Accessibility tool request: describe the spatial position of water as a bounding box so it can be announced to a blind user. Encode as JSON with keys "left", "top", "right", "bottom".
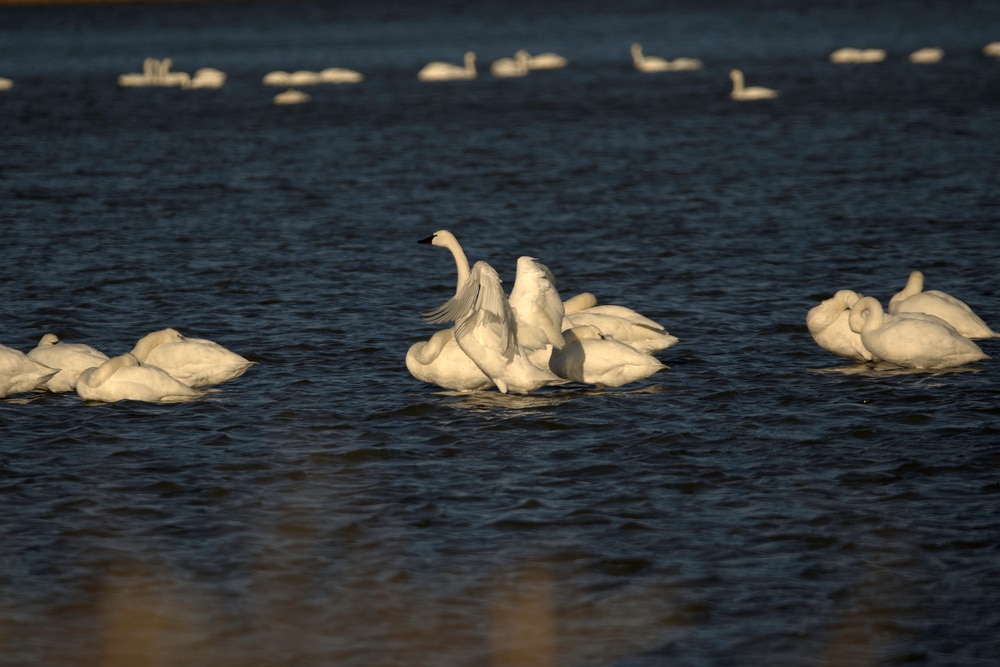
{"left": 2, "top": 0, "right": 1000, "bottom": 665}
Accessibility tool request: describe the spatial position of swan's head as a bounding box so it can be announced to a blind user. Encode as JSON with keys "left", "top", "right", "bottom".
{"left": 832, "top": 289, "right": 862, "bottom": 308}
{"left": 564, "top": 325, "right": 605, "bottom": 344}
{"left": 729, "top": 69, "right": 743, "bottom": 82}
{"left": 39, "top": 333, "right": 60, "bottom": 346}
{"left": 848, "top": 296, "right": 882, "bottom": 333}
{"left": 419, "top": 230, "right": 458, "bottom": 248}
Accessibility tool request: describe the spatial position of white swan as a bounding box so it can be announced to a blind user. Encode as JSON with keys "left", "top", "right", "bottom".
{"left": 508, "top": 256, "right": 565, "bottom": 352}
{"left": 806, "top": 290, "right": 874, "bottom": 362}
{"left": 274, "top": 88, "right": 310, "bottom": 105}
{"left": 318, "top": 67, "right": 364, "bottom": 84}
{"left": 631, "top": 43, "right": 702, "bottom": 72}
{"left": 424, "top": 260, "right": 566, "bottom": 394}
{"left": 985, "top": 42, "right": 1000, "bottom": 58}
{"left": 0, "top": 77, "right": 13, "bottom": 91}
{"left": 186, "top": 67, "right": 226, "bottom": 89}
{"left": 27, "top": 334, "right": 110, "bottom": 393}
{"left": 909, "top": 47, "right": 944, "bottom": 64}
{"left": 418, "top": 52, "right": 477, "bottom": 81}
{"left": 1, "top": 344, "right": 57, "bottom": 398}
{"left": 848, "top": 296, "right": 988, "bottom": 370}
{"left": 524, "top": 51, "right": 568, "bottom": 70}
{"left": 829, "top": 47, "right": 886, "bottom": 64}
{"left": 130, "top": 328, "right": 254, "bottom": 388}
{"left": 729, "top": 69, "right": 779, "bottom": 101}
{"left": 550, "top": 325, "right": 667, "bottom": 388}
{"left": 406, "top": 328, "right": 493, "bottom": 392}
{"left": 888, "top": 271, "right": 999, "bottom": 339}
{"left": 76, "top": 353, "right": 201, "bottom": 403}
{"left": 491, "top": 50, "right": 530, "bottom": 78}
{"left": 263, "top": 70, "right": 293, "bottom": 86}
{"left": 564, "top": 305, "right": 678, "bottom": 354}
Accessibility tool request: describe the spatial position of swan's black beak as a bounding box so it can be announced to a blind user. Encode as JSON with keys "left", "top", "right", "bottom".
{"left": 418, "top": 234, "right": 435, "bottom": 245}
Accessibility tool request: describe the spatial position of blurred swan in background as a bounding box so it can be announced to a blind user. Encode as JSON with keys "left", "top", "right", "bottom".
{"left": 849, "top": 296, "right": 988, "bottom": 370}
{"left": 76, "top": 353, "right": 201, "bottom": 403}
{"left": 909, "top": 47, "right": 944, "bottom": 63}
{"left": 491, "top": 50, "right": 530, "bottom": 78}
{"left": 1, "top": 344, "right": 57, "bottom": 398}
{"left": 187, "top": 67, "right": 226, "bottom": 89}
{"left": 888, "top": 270, "right": 999, "bottom": 339}
{"left": 418, "top": 52, "right": 477, "bottom": 81}
{"left": 28, "top": 334, "right": 110, "bottom": 393}
{"left": 550, "top": 325, "right": 667, "bottom": 388}
{"left": 274, "top": 88, "right": 310, "bottom": 105}
{"left": 0, "top": 77, "right": 12, "bottom": 90}
{"left": 524, "top": 51, "right": 568, "bottom": 70}
{"left": 729, "top": 69, "right": 779, "bottom": 100}
{"left": 806, "top": 290, "right": 874, "bottom": 362}
{"left": 318, "top": 67, "right": 364, "bottom": 83}
{"left": 985, "top": 42, "right": 1000, "bottom": 58}
{"left": 829, "top": 47, "right": 886, "bottom": 64}
{"left": 631, "top": 43, "right": 702, "bottom": 72}
{"left": 130, "top": 328, "right": 254, "bottom": 388}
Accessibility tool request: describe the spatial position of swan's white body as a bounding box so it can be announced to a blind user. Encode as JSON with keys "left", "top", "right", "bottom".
{"left": 631, "top": 43, "right": 702, "bottom": 72}
{"left": 564, "top": 305, "right": 678, "bottom": 354}
{"left": 131, "top": 328, "right": 254, "bottom": 387}
{"left": 849, "top": 296, "right": 988, "bottom": 370}
{"left": 424, "top": 260, "right": 565, "bottom": 394}
{"left": 888, "top": 271, "right": 999, "bottom": 339}
{"left": 76, "top": 353, "right": 201, "bottom": 403}
{"left": 508, "top": 256, "right": 565, "bottom": 353}
{"left": 985, "top": 42, "right": 1000, "bottom": 58}
{"left": 729, "top": 69, "right": 779, "bottom": 101}
{"left": 28, "top": 334, "right": 110, "bottom": 393}
{"left": 319, "top": 67, "right": 364, "bottom": 83}
{"left": 1, "top": 344, "right": 57, "bottom": 398}
{"left": 491, "top": 50, "right": 530, "bottom": 78}
{"left": 418, "top": 52, "right": 477, "bottom": 81}
{"left": 909, "top": 47, "right": 944, "bottom": 64}
{"left": 274, "top": 88, "right": 310, "bottom": 105}
{"left": 524, "top": 51, "right": 568, "bottom": 70}
{"left": 806, "top": 290, "right": 874, "bottom": 362}
{"left": 119, "top": 57, "right": 190, "bottom": 88}
{"left": 550, "top": 325, "right": 667, "bottom": 388}
{"left": 829, "top": 48, "right": 886, "bottom": 64}
{"left": 187, "top": 67, "right": 226, "bottom": 89}
{"left": 0, "top": 77, "right": 12, "bottom": 91}
{"left": 406, "top": 328, "right": 493, "bottom": 392}
{"left": 263, "top": 71, "right": 293, "bottom": 86}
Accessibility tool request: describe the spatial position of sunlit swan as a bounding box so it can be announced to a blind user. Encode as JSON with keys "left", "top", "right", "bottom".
{"left": 909, "top": 47, "right": 944, "bottom": 64}
{"left": 829, "top": 47, "right": 886, "bottom": 64}
{"left": 888, "top": 270, "right": 999, "bottom": 339}
{"left": 985, "top": 42, "right": 1000, "bottom": 58}
{"left": 76, "top": 353, "right": 201, "bottom": 403}
{"left": 0, "top": 77, "right": 13, "bottom": 90}
{"left": 564, "top": 305, "right": 678, "bottom": 354}
{"left": 729, "top": 69, "right": 779, "bottom": 101}
{"left": 507, "top": 256, "right": 567, "bottom": 372}
{"left": 524, "top": 51, "right": 568, "bottom": 70}
{"left": 406, "top": 328, "right": 493, "bottom": 392}
{"left": 849, "top": 296, "right": 988, "bottom": 370}
{"left": 550, "top": 325, "right": 667, "bottom": 388}
{"left": 186, "top": 67, "right": 226, "bottom": 89}
{"left": 131, "top": 328, "right": 254, "bottom": 388}
{"left": 318, "top": 67, "right": 364, "bottom": 84}
{"left": 806, "top": 290, "right": 874, "bottom": 362}
{"left": 563, "top": 292, "right": 598, "bottom": 314}
{"left": 27, "top": 334, "right": 110, "bottom": 393}
{"left": 418, "top": 52, "right": 477, "bottom": 81}
{"left": 155, "top": 58, "right": 190, "bottom": 87}
{"left": 1, "top": 344, "right": 57, "bottom": 398}
{"left": 424, "top": 260, "right": 565, "bottom": 394}
{"left": 631, "top": 43, "right": 702, "bottom": 72}
{"left": 263, "top": 70, "right": 293, "bottom": 86}
{"left": 288, "top": 70, "right": 321, "bottom": 86}
{"left": 491, "top": 50, "right": 530, "bottom": 78}
{"left": 274, "top": 88, "right": 310, "bottom": 105}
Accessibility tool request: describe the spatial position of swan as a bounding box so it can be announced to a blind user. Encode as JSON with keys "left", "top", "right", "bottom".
{"left": 549, "top": 325, "right": 667, "bottom": 388}
{"left": 563, "top": 292, "right": 598, "bottom": 314}
{"left": 418, "top": 52, "right": 477, "bottom": 81}
{"left": 806, "top": 290, "right": 874, "bottom": 362}
{"left": 985, "top": 42, "right": 1000, "bottom": 58}
{"left": 829, "top": 47, "right": 886, "bottom": 64}
{"left": 406, "top": 328, "right": 493, "bottom": 392}
{"left": 729, "top": 69, "right": 779, "bottom": 101}
{"left": 423, "top": 260, "right": 566, "bottom": 394}
{"left": 263, "top": 70, "right": 293, "bottom": 86}
{"left": 631, "top": 43, "right": 702, "bottom": 72}
{"left": 274, "top": 88, "right": 311, "bottom": 105}
{"left": 508, "top": 256, "right": 565, "bottom": 352}
{"left": 524, "top": 51, "right": 568, "bottom": 70}
{"left": 130, "top": 328, "right": 254, "bottom": 388}
{"left": 909, "top": 47, "right": 944, "bottom": 64}
{"left": 1, "top": 344, "right": 57, "bottom": 398}
{"left": 0, "top": 77, "right": 13, "bottom": 90}
{"left": 27, "top": 334, "right": 110, "bottom": 393}
{"left": 888, "top": 271, "right": 999, "bottom": 339}
{"left": 318, "top": 67, "right": 364, "bottom": 84}
{"left": 564, "top": 306, "right": 678, "bottom": 354}
{"left": 848, "top": 296, "right": 988, "bottom": 370}
{"left": 491, "top": 50, "right": 530, "bottom": 78}
{"left": 155, "top": 58, "right": 190, "bottom": 87}
{"left": 288, "top": 70, "right": 321, "bottom": 86}
{"left": 76, "top": 353, "right": 201, "bottom": 403}
{"left": 186, "top": 67, "right": 226, "bottom": 89}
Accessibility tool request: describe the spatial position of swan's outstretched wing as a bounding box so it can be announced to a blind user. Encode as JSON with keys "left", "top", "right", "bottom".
{"left": 508, "top": 256, "right": 565, "bottom": 350}
{"left": 424, "top": 261, "right": 516, "bottom": 361}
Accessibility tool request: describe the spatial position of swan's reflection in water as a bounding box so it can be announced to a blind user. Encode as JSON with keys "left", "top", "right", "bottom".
{"left": 810, "top": 362, "right": 985, "bottom": 378}
{"left": 437, "top": 383, "right": 671, "bottom": 414}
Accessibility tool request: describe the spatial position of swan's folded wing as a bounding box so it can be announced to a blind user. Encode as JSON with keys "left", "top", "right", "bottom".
{"left": 509, "top": 256, "right": 565, "bottom": 348}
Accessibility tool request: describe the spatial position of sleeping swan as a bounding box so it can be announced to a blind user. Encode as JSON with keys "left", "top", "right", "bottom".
{"left": 550, "top": 325, "right": 667, "bottom": 388}
{"left": 28, "top": 333, "right": 110, "bottom": 393}
{"left": 76, "top": 353, "right": 201, "bottom": 403}
{"left": 1, "top": 344, "right": 57, "bottom": 398}
{"left": 888, "top": 270, "right": 999, "bottom": 339}
{"left": 806, "top": 290, "right": 874, "bottom": 362}
{"left": 130, "top": 328, "right": 254, "bottom": 387}
{"left": 418, "top": 52, "right": 477, "bottom": 81}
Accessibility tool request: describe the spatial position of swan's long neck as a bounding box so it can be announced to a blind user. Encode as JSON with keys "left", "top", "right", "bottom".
{"left": 904, "top": 271, "right": 924, "bottom": 297}
{"left": 443, "top": 237, "right": 471, "bottom": 293}
{"left": 731, "top": 71, "right": 744, "bottom": 92}
{"left": 464, "top": 52, "right": 476, "bottom": 74}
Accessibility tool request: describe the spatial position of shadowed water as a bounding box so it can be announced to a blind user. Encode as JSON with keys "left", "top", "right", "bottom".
{"left": 2, "top": 0, "right": 999, "bottom": 665}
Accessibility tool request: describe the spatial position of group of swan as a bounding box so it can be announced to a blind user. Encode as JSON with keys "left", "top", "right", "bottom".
{"left": 407, "top": 230, "right": 676, "bottom": 394}
{"left": 1, "top": 329, "right": 253, "bottom": 402}
{"left": 829, "top": 46, "right": 948, "bottom": 64}
{"left": 807, "top": 271, "right": 996, "bottom": 370}
{"left": 631, "top": 43, "right": 703, "bottom": 72}
{"left": 118, "top": 58, "right": 226, "bottom": 89}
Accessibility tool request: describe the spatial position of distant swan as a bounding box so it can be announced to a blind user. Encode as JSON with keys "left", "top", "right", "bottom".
{"left": 524, "top": 51, "right": 568, "bottom": 70}
{"left": 909, "top": 47, "right": 944, "bottom": 64}
{"left": 631, "top": 43, "right": 702, "bottom": 72}
{"left": 550, "top": 325, "right": 667, "bottom": 388}
{"left": 0, "top": 77, "right": 12, "bottom": 90}
{"left": 829, "top": 47, "right": 886, "bottom": 64}
{"left": 491, "top": 50, "right": 530, "bottom": 78}
{"left": 76, "top": 353, "right": 201, "bottom": 403}
{"left": 1, "top": 344, "right": 57, "bottom": 398}
{"left": 130, "top": 328, "right": 254, "bottom": 388}
{"left": 263, "top": 70, "right": 293, "bottom": 86}
{"left": 985, "top": 42, "right": 1000, "bottom": 58}
{"left": 274, "top": 88, "right": 310, "bottom": 105}
{"left": 806, "top": 290, "right": 874, "bottom": 362}
{"left": 888, "top": 271, "right": 999, "bottom": 339}
{"left": 118, "top": 57, "right": 190, "bottom": 88}
{"left": 849, "top": 296, "right": 988, "bottom": 370}
{"left": 418, "top": 52, "right": 477, "bottom": 81}
{"left": 28, "top": 333, "right": 110, "bottom": 393}
{"left": 729, "top": 69, "right": 779, "bottom": 100}
{"left": 187, "top": 67, "right": 226, "bottom": 89}
{"left": 318, "top": 67, "right": 364, "bottom": 84}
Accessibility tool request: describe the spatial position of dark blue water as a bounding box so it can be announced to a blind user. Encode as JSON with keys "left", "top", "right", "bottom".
{"left": 2, "top": 1, "right": 1000, "bottom": 665}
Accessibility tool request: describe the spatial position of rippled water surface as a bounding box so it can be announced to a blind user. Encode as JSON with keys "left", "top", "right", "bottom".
{"left": 2, "top": 1, "right": 1000, "bottom": 665}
